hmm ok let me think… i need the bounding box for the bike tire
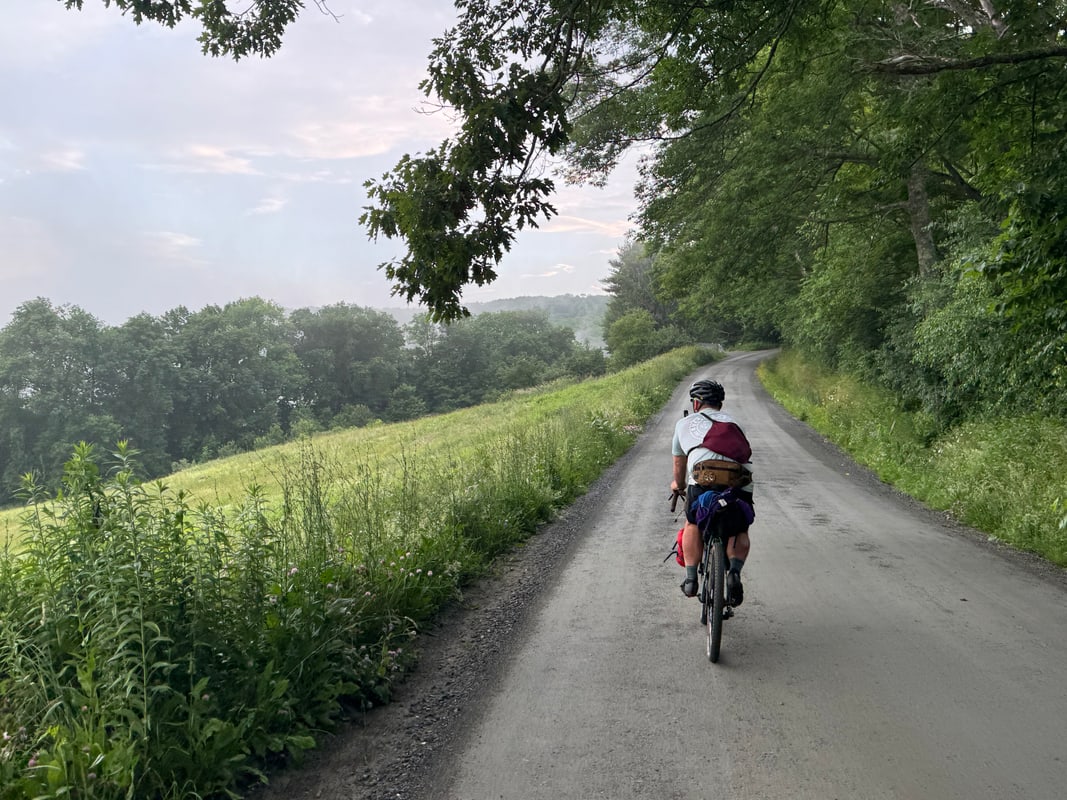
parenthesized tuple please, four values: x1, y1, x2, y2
(707, 536, 726, 663)
(699, 537, 712, 626)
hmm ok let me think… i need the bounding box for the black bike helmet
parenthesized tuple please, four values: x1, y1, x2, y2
(689, 379, 725, 405)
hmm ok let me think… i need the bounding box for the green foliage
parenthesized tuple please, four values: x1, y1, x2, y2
(61, 0, 304, 60)
(562, 344, 607, 379)
(976, 137, 1067, 393)
(761, 351, 1067, 567)
(919, 416, 1067, 564)
(289, 304, 405, 418)
(362, 0, 586, 321)
(908, 266, 1058, 421)
(789, 223, 914, 372)
(604, 309, 686, 369)
(759, 351, 934, 485)
(403, 310, 590, 411)
(0, 299, 115, 494)
(358, 0, 822, 315)
(328, 404, 377, 430)
(480, 295, 609, 348)
(165, 299, 306, 459)
(0, 347, 710, 798)
(601, 239, 676, 330)
(384, 384, 428, 422)
(610, 0, 1067, 422)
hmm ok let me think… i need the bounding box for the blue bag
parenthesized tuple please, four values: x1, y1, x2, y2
(692, 488, 754, 534)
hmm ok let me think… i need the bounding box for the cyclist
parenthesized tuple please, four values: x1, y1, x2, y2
(670, 379, 754, 605)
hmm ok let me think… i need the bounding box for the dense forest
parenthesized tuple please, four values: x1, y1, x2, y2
(598, 0, 1067, 430)
(0, 297, 609, 498)
(392, 0, 1066, 431)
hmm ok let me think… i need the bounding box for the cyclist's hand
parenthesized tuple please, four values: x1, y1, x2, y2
(669, 484, 684, 512)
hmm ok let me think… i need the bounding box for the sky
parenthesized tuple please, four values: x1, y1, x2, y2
(0, 0, 642, 328)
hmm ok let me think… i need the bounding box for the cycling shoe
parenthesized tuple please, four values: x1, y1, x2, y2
(726, 570, 743, 607)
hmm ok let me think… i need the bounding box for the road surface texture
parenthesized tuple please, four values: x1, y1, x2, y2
(256, 350, 1067, 800)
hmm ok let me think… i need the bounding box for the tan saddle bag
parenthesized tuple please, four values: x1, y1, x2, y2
(692, 458, 751, 489)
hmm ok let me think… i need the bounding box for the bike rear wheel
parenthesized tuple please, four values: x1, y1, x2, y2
(706, 537, 726, 662)
(699, 537, 712, 626)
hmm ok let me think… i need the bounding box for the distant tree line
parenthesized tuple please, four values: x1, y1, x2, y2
(387, 293, 610, 349)
(0, 297, 607, 500)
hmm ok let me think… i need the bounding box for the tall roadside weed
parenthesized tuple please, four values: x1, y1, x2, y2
(760, 350, 1067, 566)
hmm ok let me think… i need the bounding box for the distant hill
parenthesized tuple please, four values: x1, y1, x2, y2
(381, 294, 609, 348)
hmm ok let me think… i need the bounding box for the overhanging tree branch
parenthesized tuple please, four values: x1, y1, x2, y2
(871, 47, 1067, 75)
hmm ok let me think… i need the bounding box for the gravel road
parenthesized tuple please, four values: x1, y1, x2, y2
(256, 350, 1067, 800)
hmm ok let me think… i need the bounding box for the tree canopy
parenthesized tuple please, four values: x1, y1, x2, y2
(60, 0, 320, 58)
(57, 0, 1067, 419)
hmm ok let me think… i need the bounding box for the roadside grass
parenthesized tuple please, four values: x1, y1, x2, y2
(759, 350, 1067, 566)
(0, 347, 713, 800)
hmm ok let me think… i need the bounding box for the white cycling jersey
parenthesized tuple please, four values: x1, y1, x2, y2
(671, 410, 754, 488)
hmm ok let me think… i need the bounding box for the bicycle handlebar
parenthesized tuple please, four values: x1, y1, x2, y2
(669, 489, 683, 513)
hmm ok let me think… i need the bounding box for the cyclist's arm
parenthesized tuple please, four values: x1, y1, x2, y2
(671, 454, 687, 493)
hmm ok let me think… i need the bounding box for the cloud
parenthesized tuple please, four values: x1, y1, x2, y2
(248, 195, 288, 215)
(522, 263, 576, 280)
(283, 95, 457, 161)
(286, 116, 405, 161)
(139, 97, 452, 179)
(40, 148, 87, 172)
(149, 145, 260, 176)
(0, 137, 87, 177)
(540, 214, 631, 238)
(141, 231, 208, 266)
(276, 168, 354, 185)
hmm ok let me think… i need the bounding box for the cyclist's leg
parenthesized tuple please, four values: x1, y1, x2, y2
(726, 531, 750, 561)
(682, 484, 709, 567)
(680, 485, 708, 596)
(682, 520, 703, 569)
(725, 531, 749, 606)
(726, 488, 754, 563)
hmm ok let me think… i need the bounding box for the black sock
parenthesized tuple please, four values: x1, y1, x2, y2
(686, 565, 698, 583)
(729, 558, 745, 574)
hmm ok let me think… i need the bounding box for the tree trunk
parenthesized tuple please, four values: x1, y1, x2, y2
(907, 161, 940, 276)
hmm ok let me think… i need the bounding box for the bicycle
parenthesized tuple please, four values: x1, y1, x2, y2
(671, 489, 736, 663)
